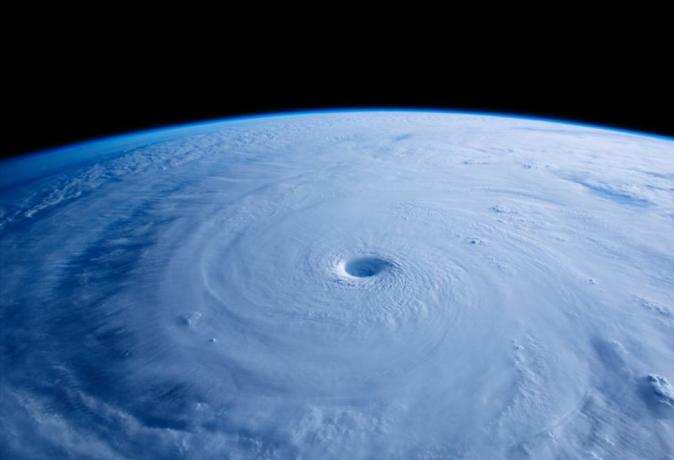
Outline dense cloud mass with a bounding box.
[1,112,673,459]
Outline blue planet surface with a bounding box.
[1,111,673,459]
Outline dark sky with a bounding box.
[2,25,672,159]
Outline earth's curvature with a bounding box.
[1,111,673,459]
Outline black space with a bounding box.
[2,28,673,159]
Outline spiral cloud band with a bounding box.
[1,112,673,458]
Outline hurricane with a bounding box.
[1,111,673,459]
